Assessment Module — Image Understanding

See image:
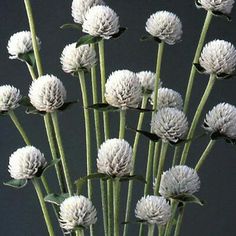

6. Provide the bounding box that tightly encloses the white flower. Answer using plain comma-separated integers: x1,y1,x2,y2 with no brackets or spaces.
150,88,183,110
82,5,120,39
145,11,183,45
204,103,236,139
29,75,66,113
198,0,234,14
60,195,97,231
199,40,236,75
136,71,157,94
159,165,200,198
0,85,22,112
8,146,47,180
97,138,133,177
105,70,142,109
151,108,188,143
135,195,171,225
7,31,40,60
61,43,97,74
71,0,105,24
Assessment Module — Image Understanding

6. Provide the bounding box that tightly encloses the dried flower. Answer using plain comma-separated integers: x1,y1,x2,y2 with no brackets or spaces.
0,85,22,112
82,5,120,39
203,103,236,139
60,195,97,231
198,0,234,14
151,108,188,143
71,0,105,24
61,43,97,74
29,75,66,112
199,40,236,76
136,71,157,95
135,195,171,225
145,11,182,45
8,146,47,180
97,138,133,177
159,165,200,198
105,70,142,109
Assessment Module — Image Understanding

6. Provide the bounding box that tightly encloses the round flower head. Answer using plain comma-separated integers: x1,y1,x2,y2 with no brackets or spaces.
199,40,236,76
105,70,142,109
97,138,133,177
7,31,40,60
135,195,171,225
198,0,234,14
60,43,97,74
0,85,22,112
72,0,105,24
159,165,200,198
8,146,47,180
136,71,157,95
203,103,236,139
146,11,183,45
150,88,183,110
60,195,97,231
82,5,120,39
151,108,188,143
29,75,66,112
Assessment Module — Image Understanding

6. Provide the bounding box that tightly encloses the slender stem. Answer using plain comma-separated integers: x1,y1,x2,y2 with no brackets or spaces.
27,64,37,80
41,176,51,194
183,11,213,113
113,179,121,236
158,226,165,236
153,141,161,178
195,139,216,171
180,74,216,165
164,200,178,236
76,229,84,236
32,178,55,236
174,204,185,236
51,112,73,196
148,224,155,236
107,179,113,236
119,110,126,139
172,146,181,167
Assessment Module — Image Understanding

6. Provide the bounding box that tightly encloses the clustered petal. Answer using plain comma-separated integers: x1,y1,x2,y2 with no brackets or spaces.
136,71,157,95
198,0,234,14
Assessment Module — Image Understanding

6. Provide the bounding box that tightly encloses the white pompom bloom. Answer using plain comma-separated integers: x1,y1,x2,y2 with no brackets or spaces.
159,165,200,198
0,85,22,112
29,75,66,113
7,31,40,60
60,195,97,231
136,71,157,94
97,138,133,177
198,0,234,14
204,103,236,139
82,5,120,39
199,40,236,76
105,70,142,109
151,108,188,143
60,43,97,74
8,146,47,180
150,88,183,110
146,11,183,45
72,0,105,24
135,195,171,225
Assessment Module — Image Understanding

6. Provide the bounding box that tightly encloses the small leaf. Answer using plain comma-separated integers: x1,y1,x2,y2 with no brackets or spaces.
216,73,234,79
173,194,204,206
169,139,189,146
25,106,46,116
76,35,102,47
193,63,206,73
87,103,120,112
119,175,146,183
44,193,69,205
4,179,28,189
140,35,161,43
18,51,36,67
60,23,82,30
0,110,9,116
195,0,202,8
112,27,127,39
210,131,223,140
58,100,79,111
127,127,160,142
42,159,61,174
127,107,153,112
212,11,231,21
19,96,32,107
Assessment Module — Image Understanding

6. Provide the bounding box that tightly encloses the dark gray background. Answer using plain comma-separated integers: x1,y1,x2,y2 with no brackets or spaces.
0,0,236,235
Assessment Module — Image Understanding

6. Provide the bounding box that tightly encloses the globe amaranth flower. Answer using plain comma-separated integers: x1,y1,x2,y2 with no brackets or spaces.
199,40,236,76
0,85,22,112
198,0,234,14
145,11,183,45
8,146,47,180
97,138,133,177
203,103,236,139
60,195,97,231
135,195,171,225
82,5,120,39
150,88,183,110
105,70,142,109
7,31,40,60
71,0,105,24
151,107,188,143
159,165,200,198
29,75,66,112
60,43,97,74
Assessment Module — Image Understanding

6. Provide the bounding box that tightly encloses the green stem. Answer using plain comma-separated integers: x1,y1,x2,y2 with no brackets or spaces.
51,112,73,196
183,11,213,113
76,229,84,236
107,179,113,236
195,139,216,171
148,224,155,236
27,63,37,80
180,74,216,165
172,146,181,167
153,141,161,178
164,200,178,236
32,178,55,236
113,179,121,236
158,226,165,236
119,110,126,139
41,176,51,194
173,204,185,236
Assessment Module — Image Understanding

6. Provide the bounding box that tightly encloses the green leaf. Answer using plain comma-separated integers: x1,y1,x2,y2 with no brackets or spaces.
127,107,153,112
216,73,234,79
195,0,202,8
173,194,204,206
42,159,61,175
87,103,120,112
140,35,161,43
58,100,79,111
19,96,32,107
193,63,206,73
25,106,46,116
112,27,127,39
4,179,28,189
18,51,36,67
60,23,82,30
119,175,146,183
44,193,69,205
212,11,231,21
0,110,9,116
127,127,160,142
76,35,102,47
